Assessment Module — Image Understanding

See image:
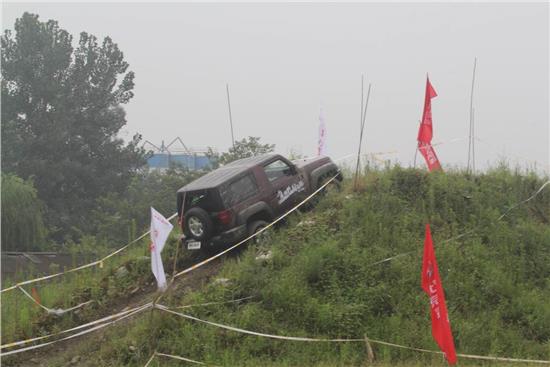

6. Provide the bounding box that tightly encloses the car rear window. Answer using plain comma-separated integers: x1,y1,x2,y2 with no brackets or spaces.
178,189,223,215
220,174,259,207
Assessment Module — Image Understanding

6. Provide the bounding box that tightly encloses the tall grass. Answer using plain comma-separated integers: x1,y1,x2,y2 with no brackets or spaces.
3,165,549,366
0,234,172,343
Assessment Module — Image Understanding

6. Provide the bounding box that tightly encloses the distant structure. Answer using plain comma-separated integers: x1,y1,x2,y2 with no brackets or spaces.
2,252,85,279
143,137,212,171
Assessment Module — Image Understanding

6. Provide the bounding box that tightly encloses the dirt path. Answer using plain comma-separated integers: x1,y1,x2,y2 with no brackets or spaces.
3,255,224,367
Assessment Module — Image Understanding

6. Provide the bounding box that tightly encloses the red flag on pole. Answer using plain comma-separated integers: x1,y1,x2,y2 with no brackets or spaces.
417,77,442,171
418,77,437,144
418,143,442,171
421,224,457,365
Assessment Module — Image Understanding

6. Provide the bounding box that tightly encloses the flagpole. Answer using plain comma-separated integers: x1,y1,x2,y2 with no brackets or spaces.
414,119,421,168
354,80,371,190
467,57,477,174
226,83,236,149
472,107,476,173
354,75,364,190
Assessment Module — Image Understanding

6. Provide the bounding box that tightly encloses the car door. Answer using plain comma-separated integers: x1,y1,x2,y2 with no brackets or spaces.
262,159,305,216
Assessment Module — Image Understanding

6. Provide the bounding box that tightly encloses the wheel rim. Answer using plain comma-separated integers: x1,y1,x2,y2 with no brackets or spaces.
188,216,204,237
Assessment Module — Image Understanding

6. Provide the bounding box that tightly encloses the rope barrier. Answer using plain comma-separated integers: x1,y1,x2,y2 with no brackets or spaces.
16,285,93,316
143,352,157,367
156,304,363,342
177,296,254,309
154,352,211,365
1,302,152,351
3,148,547,363
0,303,152,356
1,213,178,293
475,137,550,174
368,179,550,267
172,172,341,280
0,142,459,295
155,304,550,365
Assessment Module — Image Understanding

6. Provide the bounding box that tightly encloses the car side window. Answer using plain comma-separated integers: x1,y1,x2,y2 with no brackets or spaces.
220,174,259,207
263,160,293,183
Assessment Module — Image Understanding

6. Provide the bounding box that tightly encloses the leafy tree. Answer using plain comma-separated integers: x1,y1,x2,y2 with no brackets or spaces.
207,136,275,168
1,174,47,251
89,165,205,245
1,13,146,240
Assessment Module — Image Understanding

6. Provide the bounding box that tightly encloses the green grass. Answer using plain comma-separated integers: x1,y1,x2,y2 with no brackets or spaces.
2,165,550,366
0,234,183,344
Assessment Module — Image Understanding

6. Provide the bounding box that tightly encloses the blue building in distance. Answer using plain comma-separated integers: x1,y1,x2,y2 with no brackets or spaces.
144,138,212,171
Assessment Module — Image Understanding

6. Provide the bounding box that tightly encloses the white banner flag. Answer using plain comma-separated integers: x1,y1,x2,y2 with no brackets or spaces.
150,207,173,291
317,106,327,156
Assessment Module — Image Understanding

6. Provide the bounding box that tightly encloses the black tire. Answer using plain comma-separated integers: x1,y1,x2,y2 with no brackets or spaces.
247,220,269,245
184,207,213,241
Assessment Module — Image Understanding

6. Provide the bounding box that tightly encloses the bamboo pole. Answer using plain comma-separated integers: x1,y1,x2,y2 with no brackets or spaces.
364,335,375,364
354,75,364,190
467,57,477,173
226,83,236,149
354,78,372,190
472,107,476,173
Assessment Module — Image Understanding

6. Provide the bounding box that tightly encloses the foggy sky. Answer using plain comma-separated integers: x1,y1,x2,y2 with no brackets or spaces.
3,2,549,173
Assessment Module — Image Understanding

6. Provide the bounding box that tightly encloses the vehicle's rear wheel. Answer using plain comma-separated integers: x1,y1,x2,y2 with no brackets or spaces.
247,220,270,245
184,207,212,241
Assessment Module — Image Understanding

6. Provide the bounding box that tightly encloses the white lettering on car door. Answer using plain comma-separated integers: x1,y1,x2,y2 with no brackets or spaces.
276,180,305,204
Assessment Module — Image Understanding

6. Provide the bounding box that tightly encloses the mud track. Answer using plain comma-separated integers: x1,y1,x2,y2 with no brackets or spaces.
3,248,233,367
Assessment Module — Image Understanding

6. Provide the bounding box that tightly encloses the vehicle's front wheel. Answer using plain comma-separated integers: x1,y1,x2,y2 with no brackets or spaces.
318,173,341,194
247,220,270,245
184,207,213,241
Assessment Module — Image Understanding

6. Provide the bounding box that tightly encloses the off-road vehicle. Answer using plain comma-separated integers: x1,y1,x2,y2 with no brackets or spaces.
176,153,341,251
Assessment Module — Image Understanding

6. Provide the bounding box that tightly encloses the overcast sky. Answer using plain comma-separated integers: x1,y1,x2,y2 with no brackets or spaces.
3,2,549,173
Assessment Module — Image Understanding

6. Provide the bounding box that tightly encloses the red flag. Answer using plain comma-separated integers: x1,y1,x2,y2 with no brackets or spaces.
418,143,442,171
421,224,457,365
417,77,438,144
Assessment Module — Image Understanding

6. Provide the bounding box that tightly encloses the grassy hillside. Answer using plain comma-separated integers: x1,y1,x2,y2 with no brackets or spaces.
3,166,550,366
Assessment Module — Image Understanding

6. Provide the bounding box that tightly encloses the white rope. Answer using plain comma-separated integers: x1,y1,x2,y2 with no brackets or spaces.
156,304,550,364
173,172,341,279
475,137,549,173
16,285,93,316
497,180,550,221
1,213,178,293
0,144,465,294
143,353,156,367
177,296,254,309
156,305,362,342
155,352,210,365
369,179,550,266
0,303,152,356
1,302,152,351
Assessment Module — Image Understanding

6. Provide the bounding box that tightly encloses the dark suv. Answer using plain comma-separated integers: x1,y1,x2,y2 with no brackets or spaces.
176,153,341,251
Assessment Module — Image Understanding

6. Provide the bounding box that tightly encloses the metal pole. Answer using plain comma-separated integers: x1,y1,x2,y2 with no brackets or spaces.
414,119,420,168
354,76,364,190
226,83,235,149
467,57,477,173
361,74,364,130
472,107,476,173
354,82,372,190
